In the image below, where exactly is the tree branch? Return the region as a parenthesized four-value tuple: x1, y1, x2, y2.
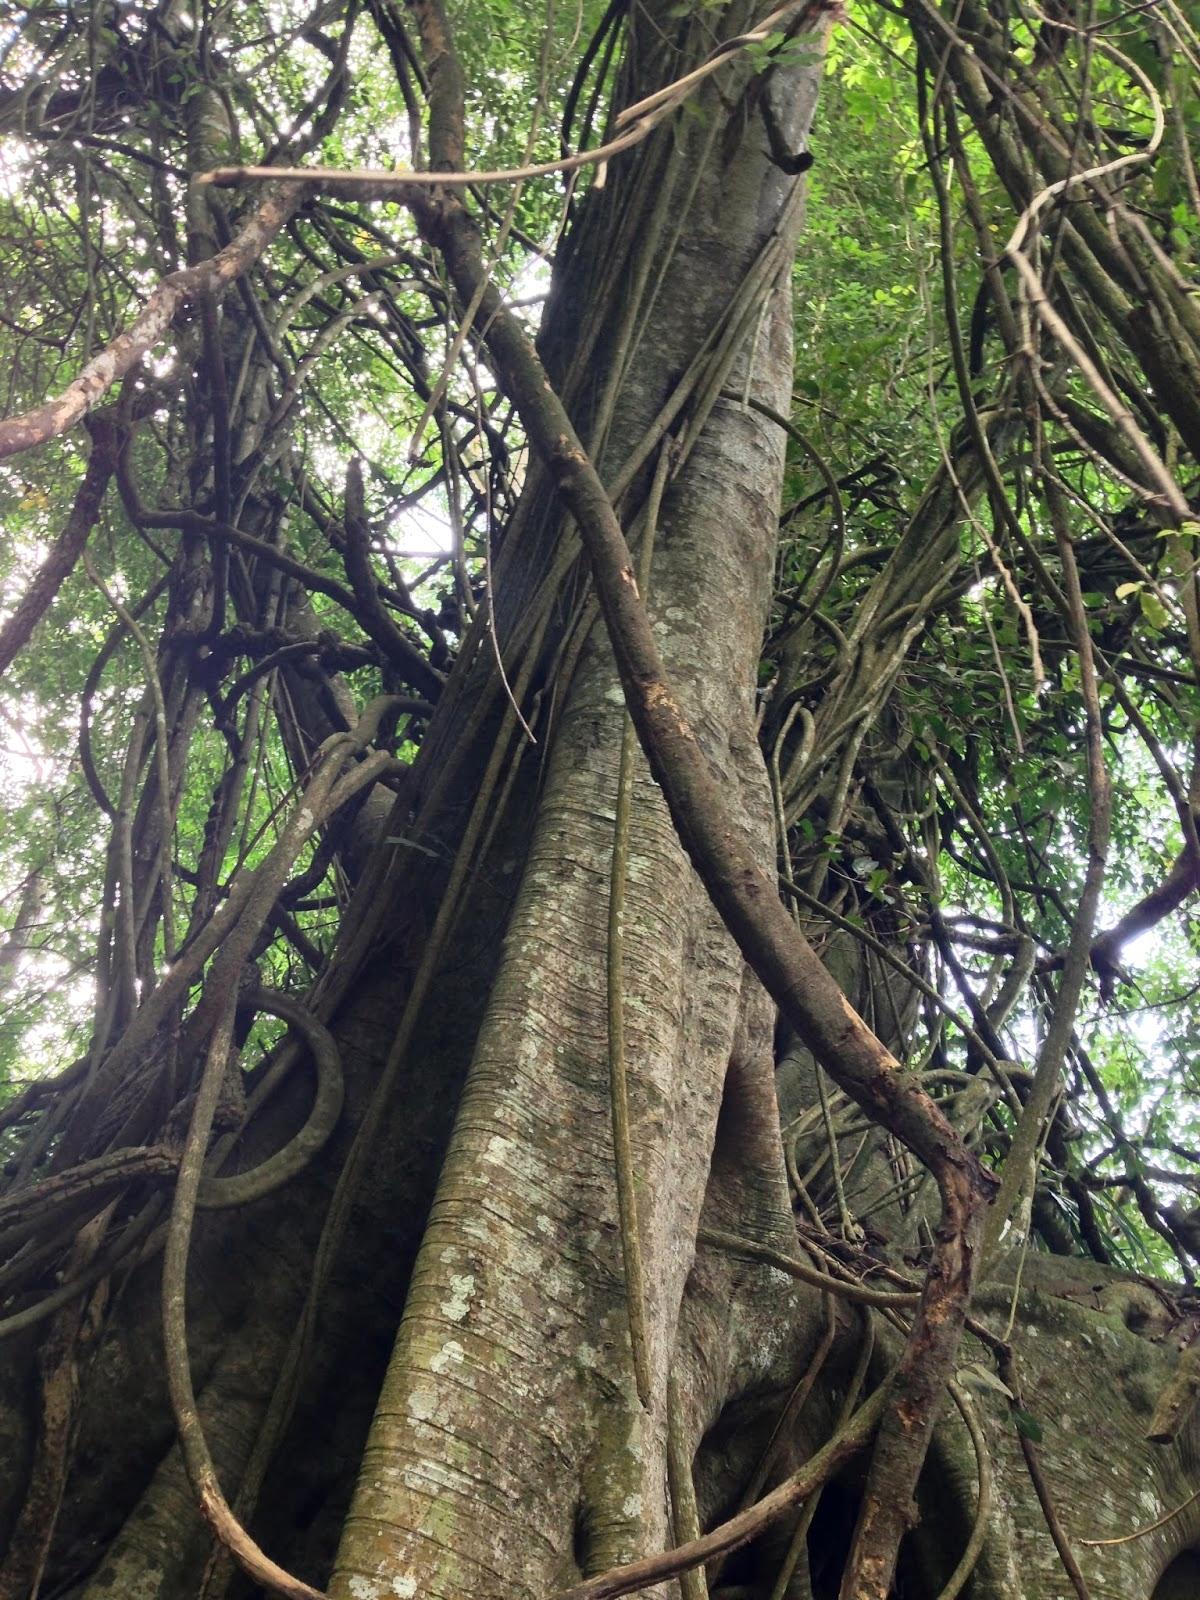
(0, 415, 117, 672)
(0, 186, 302, 462)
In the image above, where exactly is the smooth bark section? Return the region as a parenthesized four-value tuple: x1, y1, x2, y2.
(330, 11, 818, 1600)
(410, 77, 994, 1589)
(426, 88, 989, 1264)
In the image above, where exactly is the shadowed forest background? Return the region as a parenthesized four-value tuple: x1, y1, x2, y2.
(1, 0, 1200, 1596)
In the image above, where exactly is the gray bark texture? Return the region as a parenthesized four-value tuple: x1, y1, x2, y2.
(330, 14, 825, 1598)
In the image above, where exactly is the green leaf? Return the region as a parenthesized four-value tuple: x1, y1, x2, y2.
(1013, 1409, 1044, 1442)
(957, 1362, 1014, 1399)
(1140, 591, 1171, 631)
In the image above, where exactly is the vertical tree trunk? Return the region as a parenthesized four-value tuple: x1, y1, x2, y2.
(329, 9, 835, 1597)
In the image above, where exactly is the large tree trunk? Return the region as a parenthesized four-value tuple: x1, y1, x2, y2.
(6, 11, 830, 1597)
(328, 16, 822, 1592)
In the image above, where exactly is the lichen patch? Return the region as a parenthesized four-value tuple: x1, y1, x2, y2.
(408, 1387, 439, 1422)
(440, 1273, 476, 1322)
(347, 1577, 383, 1600)
(430, 1340, 466, 1374)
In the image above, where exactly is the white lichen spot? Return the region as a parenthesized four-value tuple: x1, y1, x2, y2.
(622, 1495, 644, 1519)
(441, 1273, 476, 1322)
(485, 1134, 512, 1165)
(408, 1387, 439, 1423)
(348, 1578, 382, 1600)
(392, 1578, 418, 1598)
(536, 1213, 554, 1237)
(430, 1339, 465, 1374)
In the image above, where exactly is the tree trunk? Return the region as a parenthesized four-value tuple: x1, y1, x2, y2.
(329, 17, 823, 1592)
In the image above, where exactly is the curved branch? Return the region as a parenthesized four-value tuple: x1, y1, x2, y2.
(556, 1384, 889, 1600)
(0, 185, 302, 462)
(198, 986, 344, 1210)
